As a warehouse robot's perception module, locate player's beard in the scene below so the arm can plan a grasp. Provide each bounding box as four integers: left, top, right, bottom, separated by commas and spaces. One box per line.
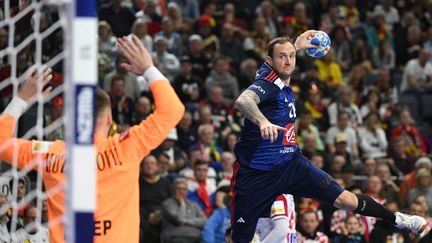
276, 69, 292, 81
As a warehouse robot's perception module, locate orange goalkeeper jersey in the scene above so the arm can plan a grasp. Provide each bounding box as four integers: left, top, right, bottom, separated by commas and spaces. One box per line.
0, 79, 184, 243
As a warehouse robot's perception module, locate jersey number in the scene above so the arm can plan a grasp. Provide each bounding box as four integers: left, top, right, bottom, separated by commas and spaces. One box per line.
288, 103, 296, 118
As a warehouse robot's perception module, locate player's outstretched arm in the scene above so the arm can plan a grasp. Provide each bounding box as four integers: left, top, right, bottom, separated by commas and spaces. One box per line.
117, 35, 185, 155
294, 30, 318, 51
235, 90, 286, 143
0, 67, 53, 168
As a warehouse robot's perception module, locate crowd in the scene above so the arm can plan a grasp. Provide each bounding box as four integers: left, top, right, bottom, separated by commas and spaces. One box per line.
1, 0, 432, 242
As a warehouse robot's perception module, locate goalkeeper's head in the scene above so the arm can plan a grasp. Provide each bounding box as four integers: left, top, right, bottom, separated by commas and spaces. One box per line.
96, 88, 113, 137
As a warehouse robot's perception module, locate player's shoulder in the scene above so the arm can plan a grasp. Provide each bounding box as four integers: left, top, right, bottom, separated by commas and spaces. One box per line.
255, 62, 285, 89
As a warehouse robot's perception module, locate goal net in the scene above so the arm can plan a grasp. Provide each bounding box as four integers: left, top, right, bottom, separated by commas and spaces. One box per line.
0, 0, 96, 242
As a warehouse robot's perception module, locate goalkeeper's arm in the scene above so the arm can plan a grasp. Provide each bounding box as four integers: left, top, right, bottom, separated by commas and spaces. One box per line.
0, 68, 53, 168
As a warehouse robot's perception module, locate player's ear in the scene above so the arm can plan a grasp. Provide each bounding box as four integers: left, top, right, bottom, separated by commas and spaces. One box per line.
266, 55, 273, 66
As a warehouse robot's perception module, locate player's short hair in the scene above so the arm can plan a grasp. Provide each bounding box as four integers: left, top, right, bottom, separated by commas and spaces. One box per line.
267, 36, 294, 57
96, 88, 111, 118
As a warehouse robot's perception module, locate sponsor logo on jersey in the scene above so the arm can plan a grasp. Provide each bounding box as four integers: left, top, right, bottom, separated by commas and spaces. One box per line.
282, 123, 297, 146
32, 141, 53, 154
250, 84, 266, 94
271, 200, 286, 216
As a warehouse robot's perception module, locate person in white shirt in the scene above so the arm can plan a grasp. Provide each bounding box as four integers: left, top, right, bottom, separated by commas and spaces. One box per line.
11, 206, 49, 243
401, 48, 432, 93
151, 36, 180, 82
358, 112, 388, 159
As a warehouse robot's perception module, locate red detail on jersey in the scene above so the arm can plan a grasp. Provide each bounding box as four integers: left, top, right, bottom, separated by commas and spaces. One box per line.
230, 161, 241, 225
282, 123, 297, 145
265, 70, 278, 82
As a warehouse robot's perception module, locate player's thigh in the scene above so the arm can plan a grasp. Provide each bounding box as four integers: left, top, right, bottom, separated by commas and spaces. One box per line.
231, 163, 279, 242
281, 154, 344, 205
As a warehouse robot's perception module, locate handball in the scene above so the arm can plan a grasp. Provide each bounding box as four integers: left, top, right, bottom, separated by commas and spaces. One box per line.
305, 30, 331, 58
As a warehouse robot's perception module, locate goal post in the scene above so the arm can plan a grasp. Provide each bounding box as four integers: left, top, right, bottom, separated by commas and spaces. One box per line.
66, 0, 97, 242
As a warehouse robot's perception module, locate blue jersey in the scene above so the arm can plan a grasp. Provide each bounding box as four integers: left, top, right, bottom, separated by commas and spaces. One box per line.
235, 62, 300, 170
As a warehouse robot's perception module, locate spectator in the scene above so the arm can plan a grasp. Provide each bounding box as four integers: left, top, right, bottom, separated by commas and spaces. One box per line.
109, 76, 135, 128
201, 194, 231, 243
166, 2, 186, 33
369, 201, 410, 243
222, 132, 237, 154
365, 9, 393, 50
98, 21, 117, 59
219, 3, 247, 35
217, 151, 234, 188
9, 177, 28, 219
199, 85, 234, 135
327, 86, 363, 127
155, 16, 182, 56
151, 36, 180, 82
304, 85, 330, 132
176, 111, 197, 151
243, 16, 272, 61
184, 34, 211, 80
220, 23, 245, 69
187, 160, 217, 217
133, 96, 152, 125
375, 69, 398, 114
135, 0, 162, 36
377, 163, 403, 208
197, 15, 220, 59
173, 55, 204, 104
297, 210, 330, 243
371, 40, 395, 70
389, 137, 416, 174
372, 0, 400, 31
0, 194, 10, 243
390, 108, 427, 157
400, 48, 432, 94
205, 56, 239, 104
332, 215, 366, 243
326, 111, 359, 156
408, 168, 432, 211
402, 157, 432, 199
331, 25, 352, 73
103, 55, 141, 100
131, 18, 153, 53
348, 65, 367, 106
360, 89, 380, 119
11, 206, 49, 242
396, 24, 422, 68
329, 155, 347, 178
153, 128, 187, 173
139, 155, 172, 243
256, 1, 278, 39
161, 178, 206, 243
297, 110, 325, 152
189, 124, 223, 169
351, 37, 370, 66
98, 0, 136, 37
315, 49, 344, 89
171, 0, 200, 22
237, 58, 258, 91
358, 112, 388, 159
299, 133, 322, 160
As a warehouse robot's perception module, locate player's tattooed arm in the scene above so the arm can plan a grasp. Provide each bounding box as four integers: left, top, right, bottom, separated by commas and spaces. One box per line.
235, 90, 287, 143
235, 90, 268, 126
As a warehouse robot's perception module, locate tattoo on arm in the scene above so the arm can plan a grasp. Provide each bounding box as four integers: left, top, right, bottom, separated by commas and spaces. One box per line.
235, 90, 269, 126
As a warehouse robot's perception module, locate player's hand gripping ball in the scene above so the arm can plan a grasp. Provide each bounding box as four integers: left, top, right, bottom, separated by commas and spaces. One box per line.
305, 30, 331, 58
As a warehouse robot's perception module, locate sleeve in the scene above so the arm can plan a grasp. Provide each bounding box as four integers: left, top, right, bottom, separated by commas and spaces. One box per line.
187, 203, 207, 228
0, 114, 54, 170
201, 210, 222, 243
377, 129, 388, 150
247, 79, 280, 103
117, 77, 185, 163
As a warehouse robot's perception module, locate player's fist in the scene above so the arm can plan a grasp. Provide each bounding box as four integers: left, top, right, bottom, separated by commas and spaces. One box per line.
117, 35, 154, 75
260, 121, 286, 143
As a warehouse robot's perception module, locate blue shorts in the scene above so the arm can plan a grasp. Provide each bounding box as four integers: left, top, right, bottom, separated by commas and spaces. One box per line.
230, 152, 344, 243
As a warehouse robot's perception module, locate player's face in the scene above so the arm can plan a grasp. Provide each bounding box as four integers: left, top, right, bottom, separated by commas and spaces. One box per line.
267, 42, 296, 81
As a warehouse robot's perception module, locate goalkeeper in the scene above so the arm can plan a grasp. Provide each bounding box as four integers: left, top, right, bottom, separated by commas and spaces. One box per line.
0, 36, 184, 243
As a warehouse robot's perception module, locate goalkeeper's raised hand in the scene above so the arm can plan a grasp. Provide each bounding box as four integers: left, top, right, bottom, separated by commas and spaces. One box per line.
18, 67, 53, 101
117, 35, 154, 75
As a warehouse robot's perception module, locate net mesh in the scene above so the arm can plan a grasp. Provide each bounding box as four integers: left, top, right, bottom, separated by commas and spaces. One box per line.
0, 0, 68, 238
